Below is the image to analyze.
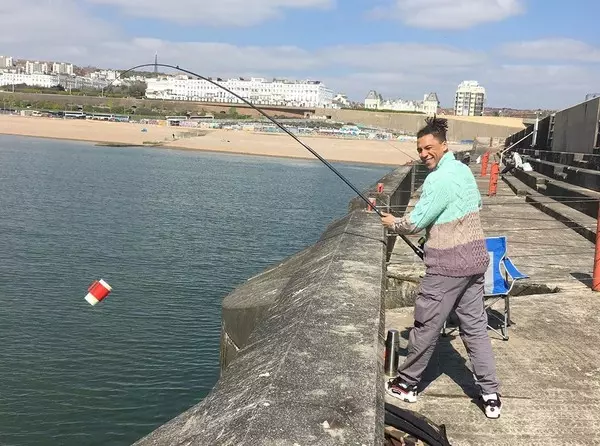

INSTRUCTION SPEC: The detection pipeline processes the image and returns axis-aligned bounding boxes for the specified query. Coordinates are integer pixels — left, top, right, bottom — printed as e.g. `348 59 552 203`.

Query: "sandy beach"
0 115 470 166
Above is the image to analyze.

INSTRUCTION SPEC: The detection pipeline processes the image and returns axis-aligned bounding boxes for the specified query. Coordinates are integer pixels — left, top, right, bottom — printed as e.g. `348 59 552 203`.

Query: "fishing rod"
105 63 424 259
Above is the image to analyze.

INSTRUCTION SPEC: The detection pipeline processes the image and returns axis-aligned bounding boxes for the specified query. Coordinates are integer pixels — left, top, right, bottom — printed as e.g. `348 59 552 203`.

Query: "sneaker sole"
385 387 417 403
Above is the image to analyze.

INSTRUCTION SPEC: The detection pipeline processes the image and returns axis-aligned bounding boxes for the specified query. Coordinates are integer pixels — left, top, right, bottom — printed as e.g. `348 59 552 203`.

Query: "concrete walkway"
384 165 600 445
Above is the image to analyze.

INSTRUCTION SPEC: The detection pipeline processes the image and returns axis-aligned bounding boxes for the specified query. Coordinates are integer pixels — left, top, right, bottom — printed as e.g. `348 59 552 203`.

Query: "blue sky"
2 0 599 109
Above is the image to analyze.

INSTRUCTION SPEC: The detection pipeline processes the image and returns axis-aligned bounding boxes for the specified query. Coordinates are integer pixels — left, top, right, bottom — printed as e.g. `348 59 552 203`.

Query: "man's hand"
380 212 396 229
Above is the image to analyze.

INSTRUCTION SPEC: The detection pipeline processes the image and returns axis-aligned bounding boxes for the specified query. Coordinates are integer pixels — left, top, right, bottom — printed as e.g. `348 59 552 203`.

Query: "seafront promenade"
385 164 600 445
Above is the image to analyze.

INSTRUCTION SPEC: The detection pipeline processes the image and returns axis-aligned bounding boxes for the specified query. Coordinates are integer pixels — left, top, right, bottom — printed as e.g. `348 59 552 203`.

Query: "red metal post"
488 162 500 196
481 152 490 177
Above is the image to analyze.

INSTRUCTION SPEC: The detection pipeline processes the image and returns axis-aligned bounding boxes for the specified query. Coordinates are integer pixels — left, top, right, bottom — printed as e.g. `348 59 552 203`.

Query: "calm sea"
0 135 391 446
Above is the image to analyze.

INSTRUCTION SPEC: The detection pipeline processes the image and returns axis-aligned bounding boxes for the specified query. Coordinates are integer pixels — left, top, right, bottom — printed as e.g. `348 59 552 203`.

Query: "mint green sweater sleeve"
392 175 450 234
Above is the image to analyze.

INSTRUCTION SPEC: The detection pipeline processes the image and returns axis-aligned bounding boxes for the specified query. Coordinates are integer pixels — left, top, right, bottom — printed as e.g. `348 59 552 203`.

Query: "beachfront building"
454 80 486 116
0 56 13 68
90 70 120 82
58 75 110 91
25 61 49 75
422 93 440 116
364 90 383 109
0 72 111 91
0 72 59 88
52 62 74 75
364 91 439 115
333 93 350 108
145 75 335 108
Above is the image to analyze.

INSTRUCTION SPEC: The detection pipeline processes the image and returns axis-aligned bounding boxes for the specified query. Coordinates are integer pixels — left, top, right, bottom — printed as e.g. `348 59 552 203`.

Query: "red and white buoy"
85 279 113 306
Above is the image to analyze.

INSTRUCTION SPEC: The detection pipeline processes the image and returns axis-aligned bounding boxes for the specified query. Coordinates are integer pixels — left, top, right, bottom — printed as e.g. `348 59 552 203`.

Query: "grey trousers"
398 273 500 395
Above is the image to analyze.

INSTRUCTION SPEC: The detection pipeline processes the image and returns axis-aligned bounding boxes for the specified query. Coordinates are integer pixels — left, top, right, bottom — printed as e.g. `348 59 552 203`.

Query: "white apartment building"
454 80 486 116
146 75 334 108
25 61 49 75
90 70 120 82
0 72 59 88
364 91 439 115
58 75 110 91
52 62 74 75
0 56 13 68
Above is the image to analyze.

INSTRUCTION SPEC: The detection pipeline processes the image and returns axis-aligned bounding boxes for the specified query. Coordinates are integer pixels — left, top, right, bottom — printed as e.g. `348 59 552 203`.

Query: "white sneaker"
482 393 502 419
386 377 418 403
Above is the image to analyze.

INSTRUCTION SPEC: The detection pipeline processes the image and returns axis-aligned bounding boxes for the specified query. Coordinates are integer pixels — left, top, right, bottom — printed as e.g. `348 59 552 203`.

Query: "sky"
1 0 598 109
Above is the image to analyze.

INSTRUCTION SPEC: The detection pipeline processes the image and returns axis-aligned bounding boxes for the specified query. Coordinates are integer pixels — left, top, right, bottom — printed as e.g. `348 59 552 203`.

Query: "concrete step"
502 175 597 244
510 168 600 219
520 148 600 171
524 158 600 193
512 168 547 191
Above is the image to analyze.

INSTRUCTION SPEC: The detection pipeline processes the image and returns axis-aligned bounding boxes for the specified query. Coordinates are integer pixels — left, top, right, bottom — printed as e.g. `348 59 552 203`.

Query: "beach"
0 115 470 166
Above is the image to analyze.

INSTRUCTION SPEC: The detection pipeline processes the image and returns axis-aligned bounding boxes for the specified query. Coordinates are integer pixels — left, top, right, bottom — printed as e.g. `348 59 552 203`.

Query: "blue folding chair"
442 236 529 341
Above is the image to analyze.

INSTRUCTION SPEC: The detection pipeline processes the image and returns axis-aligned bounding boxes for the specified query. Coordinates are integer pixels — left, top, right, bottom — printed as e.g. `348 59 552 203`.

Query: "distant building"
0 56 13 68
90 70 120 82
364 90 383 109
25 61 49 75
333 93 350 108
0 72 58 88
380 98 420 113
422 93 440 116
58 75 110 91
146 75 334 108
52 62 74 76
0 72 110 91
364 90 439 115
454 80 485 116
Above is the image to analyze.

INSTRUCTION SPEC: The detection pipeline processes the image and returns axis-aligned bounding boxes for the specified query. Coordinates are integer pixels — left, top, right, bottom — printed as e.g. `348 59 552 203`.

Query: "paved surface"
385 164 600 445
385 290 600 446
478 171 596 291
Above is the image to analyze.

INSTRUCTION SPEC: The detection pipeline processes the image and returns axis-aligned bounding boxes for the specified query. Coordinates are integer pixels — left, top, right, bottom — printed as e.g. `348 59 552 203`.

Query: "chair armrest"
502 257 529 280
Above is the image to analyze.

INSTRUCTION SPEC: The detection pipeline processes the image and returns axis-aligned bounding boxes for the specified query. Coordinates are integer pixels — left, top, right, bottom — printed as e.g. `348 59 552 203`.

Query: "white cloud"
0 1 594 109
479 64 600 108
371 0 524 29
319 43 485 70
500 38 600 63
0 0 116 61
84 0 334 26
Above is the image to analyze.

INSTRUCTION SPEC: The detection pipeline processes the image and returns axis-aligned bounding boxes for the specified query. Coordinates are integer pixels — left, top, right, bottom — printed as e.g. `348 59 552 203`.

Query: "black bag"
384 403 452 446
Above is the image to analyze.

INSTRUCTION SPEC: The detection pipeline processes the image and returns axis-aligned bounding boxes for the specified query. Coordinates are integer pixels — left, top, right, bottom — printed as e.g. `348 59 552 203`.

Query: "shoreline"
0 115 469 167
0 131 402 167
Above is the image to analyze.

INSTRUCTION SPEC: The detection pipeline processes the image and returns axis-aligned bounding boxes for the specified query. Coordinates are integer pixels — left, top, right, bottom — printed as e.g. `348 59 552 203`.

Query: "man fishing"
380 116 502 419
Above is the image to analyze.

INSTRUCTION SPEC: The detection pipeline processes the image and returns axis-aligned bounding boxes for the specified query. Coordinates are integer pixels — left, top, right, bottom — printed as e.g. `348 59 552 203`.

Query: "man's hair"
417 116 448 142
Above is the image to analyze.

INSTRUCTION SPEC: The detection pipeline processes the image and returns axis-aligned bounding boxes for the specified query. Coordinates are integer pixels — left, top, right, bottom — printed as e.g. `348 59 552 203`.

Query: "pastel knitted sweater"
392 151 489 277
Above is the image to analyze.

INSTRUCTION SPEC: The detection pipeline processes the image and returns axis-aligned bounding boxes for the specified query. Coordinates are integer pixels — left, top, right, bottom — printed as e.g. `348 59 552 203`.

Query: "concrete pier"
133 149 600 445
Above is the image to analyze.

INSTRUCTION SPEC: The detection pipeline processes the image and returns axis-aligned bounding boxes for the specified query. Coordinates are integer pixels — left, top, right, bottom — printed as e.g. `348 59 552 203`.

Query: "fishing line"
107 63 425 258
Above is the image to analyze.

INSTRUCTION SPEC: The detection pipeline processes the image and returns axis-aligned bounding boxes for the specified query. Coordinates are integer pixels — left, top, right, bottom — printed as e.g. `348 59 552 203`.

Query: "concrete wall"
504 124 535 150
134 167 418 445
315 108 525 142
551 98 600 153
535 116 552 149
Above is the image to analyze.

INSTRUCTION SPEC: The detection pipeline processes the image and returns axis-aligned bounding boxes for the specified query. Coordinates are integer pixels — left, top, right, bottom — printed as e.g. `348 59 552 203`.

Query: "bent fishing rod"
107 63 424 259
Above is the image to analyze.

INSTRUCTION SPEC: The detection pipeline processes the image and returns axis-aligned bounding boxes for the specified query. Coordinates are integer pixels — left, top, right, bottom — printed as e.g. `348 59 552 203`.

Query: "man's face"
417 134 448 170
